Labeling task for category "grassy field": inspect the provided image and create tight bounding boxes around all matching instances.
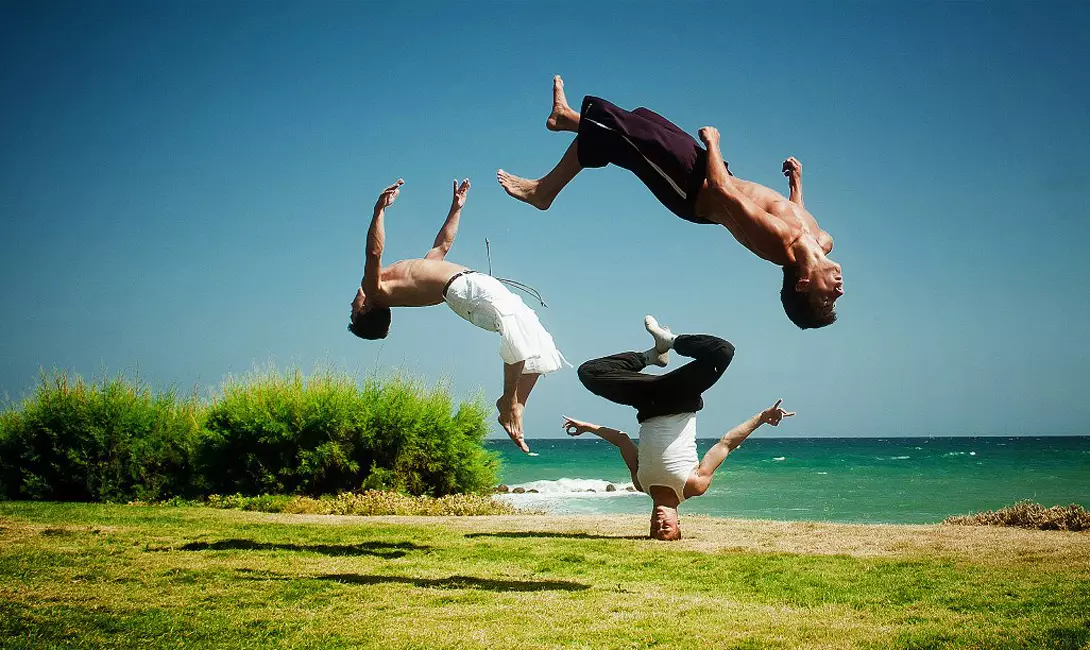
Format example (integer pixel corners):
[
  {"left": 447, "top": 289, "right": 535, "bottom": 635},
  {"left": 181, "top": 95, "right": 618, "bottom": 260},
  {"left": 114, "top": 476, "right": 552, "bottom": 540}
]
[{"left": 1, "top": 502, "right": 1088, "bottom": 649}]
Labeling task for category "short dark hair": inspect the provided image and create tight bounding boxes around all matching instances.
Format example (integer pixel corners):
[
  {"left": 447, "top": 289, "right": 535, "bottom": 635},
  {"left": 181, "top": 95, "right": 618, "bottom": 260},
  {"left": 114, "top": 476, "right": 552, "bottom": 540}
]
[
  {"left": 781, "top": 266, "right": 837, "bottom": 330},
  {"left": 347, "top": 307, "right": 391, "bottom": 340}
]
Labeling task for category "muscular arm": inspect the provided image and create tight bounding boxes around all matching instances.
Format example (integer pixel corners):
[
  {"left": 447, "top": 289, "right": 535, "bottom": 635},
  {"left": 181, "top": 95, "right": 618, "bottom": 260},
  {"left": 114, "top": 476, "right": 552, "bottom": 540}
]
[
  {"left": 783, "top": 157, "right": 804, "bottom": 207},
  {"left": 689, "top": 400, "right": 794, "bottom": 496},
  {"left": 692, "top": 413, "right": 763, "bottom": 489},
  {"left": 425, "top": 179, "right": 469, "bottom": 260},
  {"left": 363, "top": 180, "right": 402, "bottom": 296},
  {"left": 699, "top": 128, "right": 792, "bottom": 250},
  {"left": 564, "top": 417, "right": 639, "bottom": 482}
]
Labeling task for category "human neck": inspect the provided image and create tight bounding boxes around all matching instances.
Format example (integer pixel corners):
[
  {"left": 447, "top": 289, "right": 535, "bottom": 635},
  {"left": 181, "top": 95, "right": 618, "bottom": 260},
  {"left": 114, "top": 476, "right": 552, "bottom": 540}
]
[{"left": 650, "top": 486, "right": 680, "bottom": 508}]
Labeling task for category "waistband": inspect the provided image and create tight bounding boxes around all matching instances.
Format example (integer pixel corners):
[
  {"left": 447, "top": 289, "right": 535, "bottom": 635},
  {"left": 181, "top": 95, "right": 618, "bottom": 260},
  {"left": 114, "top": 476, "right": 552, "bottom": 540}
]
[{"left": 442, "top": 269, "right": 476, "bottom": 297}]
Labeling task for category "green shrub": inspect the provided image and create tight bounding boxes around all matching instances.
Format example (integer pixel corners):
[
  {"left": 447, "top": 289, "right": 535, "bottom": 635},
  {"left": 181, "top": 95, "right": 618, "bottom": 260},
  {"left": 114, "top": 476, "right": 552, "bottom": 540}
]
[
  {"left": 0, "top": 372, "right": 202, "bottom": 502},
  {"left": 943, "top": 500, "right": 1090, "bottom": 531},
  {"left": 195, "top": 369, "right": 497, "bottom": 497},
  {"left": 1, "top": 368, "right": 498, "bottom": 502}
]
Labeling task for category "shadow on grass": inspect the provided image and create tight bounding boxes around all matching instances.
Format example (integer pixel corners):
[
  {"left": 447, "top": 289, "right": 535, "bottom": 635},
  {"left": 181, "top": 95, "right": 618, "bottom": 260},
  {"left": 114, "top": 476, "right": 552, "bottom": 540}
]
[
  {"left": 465, "top": 531, "right": 646, "bottom": 541},
  {"left": 317, "top": 573, "right": 591, "bottom": 592},
  {"left": 162, "top": 539, "right": 426, "bottom": 558}
]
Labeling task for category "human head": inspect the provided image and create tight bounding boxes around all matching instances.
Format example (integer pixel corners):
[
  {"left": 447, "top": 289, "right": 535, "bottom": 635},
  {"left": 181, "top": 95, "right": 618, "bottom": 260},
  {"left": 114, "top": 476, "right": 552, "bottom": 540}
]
[
  {"left": 780, "top": 262, "right": 842, "bottom": 329},
  {"left": 347, "top": 287, "right": 391, "bottom": 340},
  {"left": 649, "top": 503, "right": 681, "bottom": 541}
]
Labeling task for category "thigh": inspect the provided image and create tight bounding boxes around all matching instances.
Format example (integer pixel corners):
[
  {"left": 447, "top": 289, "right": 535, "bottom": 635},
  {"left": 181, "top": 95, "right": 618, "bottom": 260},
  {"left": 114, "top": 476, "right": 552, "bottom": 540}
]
[
  {"left": 653, "top": 336, "right": 734, "bottom": 402},
  {"left": 577, "top": 353, "right": 660, "bottom": 410}
]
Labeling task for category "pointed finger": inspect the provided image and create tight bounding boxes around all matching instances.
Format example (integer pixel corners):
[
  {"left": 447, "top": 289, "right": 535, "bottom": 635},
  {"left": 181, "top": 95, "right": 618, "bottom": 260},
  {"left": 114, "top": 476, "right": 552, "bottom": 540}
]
[{"left": 784, "top": 411, "right": 796, "bottom": 417}]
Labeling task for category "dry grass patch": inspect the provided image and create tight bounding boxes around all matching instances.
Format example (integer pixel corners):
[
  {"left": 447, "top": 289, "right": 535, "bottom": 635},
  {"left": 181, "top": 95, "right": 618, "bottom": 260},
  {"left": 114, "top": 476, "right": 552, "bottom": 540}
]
[{"left": 943, "top": 500, "right": 1090, "bottom": 531}]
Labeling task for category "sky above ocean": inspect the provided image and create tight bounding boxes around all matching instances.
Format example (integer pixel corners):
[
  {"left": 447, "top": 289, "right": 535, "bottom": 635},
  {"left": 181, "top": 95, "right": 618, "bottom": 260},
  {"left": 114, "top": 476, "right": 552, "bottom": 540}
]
[{"left": 1, "top": 2, "right": 1088, "bottom": 439}]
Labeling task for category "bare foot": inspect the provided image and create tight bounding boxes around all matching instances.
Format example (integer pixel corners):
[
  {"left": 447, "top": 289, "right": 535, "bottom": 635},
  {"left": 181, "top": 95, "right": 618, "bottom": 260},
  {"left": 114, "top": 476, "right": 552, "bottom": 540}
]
[
  {"left": 497, "top": 398, "right": 529, "bottom": 453},
  {"left": 644, "top": 315, "right": 676, "bottom": 354},
  {"left": 545, "top": 75, "right": 579, "bottom": 132},
  {"left": 496, "top": 170, "right": 554, "bottom": 210}
]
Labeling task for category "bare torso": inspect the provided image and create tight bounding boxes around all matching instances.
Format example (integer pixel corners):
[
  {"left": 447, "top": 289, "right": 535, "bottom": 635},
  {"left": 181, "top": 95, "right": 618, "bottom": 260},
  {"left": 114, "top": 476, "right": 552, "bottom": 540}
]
[
  {"left": 375, "top": 258, "right": 468, "bottom": 307},
  {"left": 694, "top": 179, "right": 832, "bottom": 265}
]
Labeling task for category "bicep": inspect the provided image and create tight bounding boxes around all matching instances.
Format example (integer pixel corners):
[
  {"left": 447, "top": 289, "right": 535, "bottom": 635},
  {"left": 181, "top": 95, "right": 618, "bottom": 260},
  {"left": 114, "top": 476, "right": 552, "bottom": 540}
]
[
  {"left": 618, "top": 439, "right": 639, "bottom": 477},
  {"left": 695, "top": 440, "right": 731, "bottom": 481},
  {"left": 363, "top": 256, "right": 383, "bottom": 295}
]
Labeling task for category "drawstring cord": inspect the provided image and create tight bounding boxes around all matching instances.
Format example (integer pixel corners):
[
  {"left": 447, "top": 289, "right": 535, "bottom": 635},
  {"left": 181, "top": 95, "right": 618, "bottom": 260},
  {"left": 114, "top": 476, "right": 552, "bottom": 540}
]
[{"left": 485, "top": 238, "right": 548, "bottom": 308}]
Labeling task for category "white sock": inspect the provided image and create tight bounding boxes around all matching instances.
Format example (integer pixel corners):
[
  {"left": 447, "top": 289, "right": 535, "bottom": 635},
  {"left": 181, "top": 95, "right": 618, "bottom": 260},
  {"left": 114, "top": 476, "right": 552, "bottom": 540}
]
[
  {"left": 644, "top": 315, "right": 676, "bottom": 353},
  {"left": 643, "top": 347, "right": 669, "bottom": 368}
]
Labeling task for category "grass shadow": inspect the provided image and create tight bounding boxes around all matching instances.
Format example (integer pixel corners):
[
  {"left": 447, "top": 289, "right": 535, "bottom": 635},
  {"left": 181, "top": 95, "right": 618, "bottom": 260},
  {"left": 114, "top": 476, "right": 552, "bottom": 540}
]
[
  {"left": 465, "top": 531, "right": 646, "bottom": 541},
  {"left": 165, "top": 539, "right": 426, "bottom": 558},
  {"left": 317, "top": 573, "right": 590, "bottom": 592}
]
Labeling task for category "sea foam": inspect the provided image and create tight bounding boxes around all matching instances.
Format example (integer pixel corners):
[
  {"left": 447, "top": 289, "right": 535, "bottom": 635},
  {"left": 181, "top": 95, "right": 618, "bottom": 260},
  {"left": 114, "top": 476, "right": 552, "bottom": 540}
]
[{"left": 501, "top": 478, "right": 638, "bottom": 497}]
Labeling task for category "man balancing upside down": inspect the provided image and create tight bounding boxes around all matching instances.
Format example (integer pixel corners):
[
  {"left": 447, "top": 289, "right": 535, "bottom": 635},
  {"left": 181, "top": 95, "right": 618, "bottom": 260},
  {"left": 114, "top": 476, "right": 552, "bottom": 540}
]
[
  {"left": 347, "top": 178, "right": 568, "bottom": 453},
  {"left": 563, "top": 316, "right": 794, "bottom": 540},
  {"left": 497, "top": 76, "right": 844, "bottom": 329}
]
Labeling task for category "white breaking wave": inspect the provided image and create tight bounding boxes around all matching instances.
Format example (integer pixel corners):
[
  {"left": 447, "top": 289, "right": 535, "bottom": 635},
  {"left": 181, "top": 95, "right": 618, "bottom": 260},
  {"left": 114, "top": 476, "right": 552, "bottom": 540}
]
[{"left": 499, "top": 478, "right": 638, "bottom": 497}]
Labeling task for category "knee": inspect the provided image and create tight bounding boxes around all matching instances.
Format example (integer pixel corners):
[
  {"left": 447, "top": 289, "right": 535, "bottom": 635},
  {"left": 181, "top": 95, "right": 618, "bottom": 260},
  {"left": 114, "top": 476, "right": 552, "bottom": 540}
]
[
  {"left": 576, "top": 362, "right": 598, "bottom": 387},
  {"left": 712, "top": 339, "right": 735, "bottom": 367}
]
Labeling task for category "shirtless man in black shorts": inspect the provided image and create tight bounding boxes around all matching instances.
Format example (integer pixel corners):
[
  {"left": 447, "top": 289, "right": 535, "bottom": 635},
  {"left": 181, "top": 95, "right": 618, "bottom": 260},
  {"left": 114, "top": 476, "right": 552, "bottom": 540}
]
[{"left": 497, "top": 76, "right": 844, "bottom": 329}]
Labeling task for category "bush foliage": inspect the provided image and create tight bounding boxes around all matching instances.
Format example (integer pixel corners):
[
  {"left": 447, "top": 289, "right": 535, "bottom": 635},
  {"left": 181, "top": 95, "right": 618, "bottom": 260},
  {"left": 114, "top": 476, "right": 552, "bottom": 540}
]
[
  {"left": 0, "top": 369, "right": 497, "bottom": 502},
  {"left": 943, "top": 500, "right": 1090, "bottom": 532},
  {"left": 0, "top": 373, "right": 202, "bottom": 502}
]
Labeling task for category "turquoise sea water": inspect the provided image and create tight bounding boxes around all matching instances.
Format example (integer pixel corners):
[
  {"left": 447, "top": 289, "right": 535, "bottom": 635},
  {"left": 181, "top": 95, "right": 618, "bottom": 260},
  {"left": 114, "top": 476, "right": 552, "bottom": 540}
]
[{"left": 486, "top": 437, "right": 1090, "bottom": 524}]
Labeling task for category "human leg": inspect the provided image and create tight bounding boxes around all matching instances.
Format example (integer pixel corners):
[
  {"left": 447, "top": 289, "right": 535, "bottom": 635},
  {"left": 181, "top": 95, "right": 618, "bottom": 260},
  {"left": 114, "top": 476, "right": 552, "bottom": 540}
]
[
  {"left": 498, "top": 78, "right": 710, "bottom": 222},
  {"left": 497, "top": 360, "right": 530, "bottom": 453},
  {"left": 634, "top": 334, "right": 735, "bottom": 420}
]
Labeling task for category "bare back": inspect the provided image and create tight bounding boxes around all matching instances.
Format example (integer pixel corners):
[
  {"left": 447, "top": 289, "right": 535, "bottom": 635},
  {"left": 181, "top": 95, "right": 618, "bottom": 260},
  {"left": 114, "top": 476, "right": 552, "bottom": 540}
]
[{"left": 376, "top": 258, "right": 468, "bottom": 307}]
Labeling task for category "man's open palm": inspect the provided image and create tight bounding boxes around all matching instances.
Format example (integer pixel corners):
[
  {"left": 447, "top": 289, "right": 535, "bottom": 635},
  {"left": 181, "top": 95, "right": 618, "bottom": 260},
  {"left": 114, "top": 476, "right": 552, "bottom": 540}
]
[{"left": 452, "top": 178, "right": 471, "bottom": 209}]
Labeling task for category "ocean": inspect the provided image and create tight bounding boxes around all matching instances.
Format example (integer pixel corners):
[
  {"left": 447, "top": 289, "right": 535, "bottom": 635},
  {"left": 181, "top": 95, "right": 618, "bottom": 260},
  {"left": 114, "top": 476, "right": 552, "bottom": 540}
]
[{"left": 485, "top": 436, "right": 1090, "bottom": 524}]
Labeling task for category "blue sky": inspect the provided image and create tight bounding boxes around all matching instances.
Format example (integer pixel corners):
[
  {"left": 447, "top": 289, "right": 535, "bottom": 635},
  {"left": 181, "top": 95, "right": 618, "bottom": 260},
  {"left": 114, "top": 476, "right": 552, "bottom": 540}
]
[{"left": 2, "top": 2, "right": 1088, "bottom": 439}]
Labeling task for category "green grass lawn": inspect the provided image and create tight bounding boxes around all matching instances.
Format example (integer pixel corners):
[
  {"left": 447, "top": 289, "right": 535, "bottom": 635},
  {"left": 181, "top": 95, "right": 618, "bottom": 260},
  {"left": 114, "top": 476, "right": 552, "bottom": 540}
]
[{"left": 1, "top": 502, "right": 1088, "bottom": 649}]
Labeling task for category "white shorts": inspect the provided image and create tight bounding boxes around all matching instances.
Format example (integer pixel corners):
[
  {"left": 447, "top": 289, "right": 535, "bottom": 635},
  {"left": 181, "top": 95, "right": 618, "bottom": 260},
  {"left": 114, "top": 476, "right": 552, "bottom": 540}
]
[{"left": 444, "top": 272, "right": 568, "bottom": 375}]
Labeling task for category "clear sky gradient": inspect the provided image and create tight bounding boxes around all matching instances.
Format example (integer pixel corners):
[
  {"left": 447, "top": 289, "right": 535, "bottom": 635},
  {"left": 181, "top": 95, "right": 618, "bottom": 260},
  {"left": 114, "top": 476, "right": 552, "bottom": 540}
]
[{"left": 2, "top": 2, "right": 1088, "bottom": 440}]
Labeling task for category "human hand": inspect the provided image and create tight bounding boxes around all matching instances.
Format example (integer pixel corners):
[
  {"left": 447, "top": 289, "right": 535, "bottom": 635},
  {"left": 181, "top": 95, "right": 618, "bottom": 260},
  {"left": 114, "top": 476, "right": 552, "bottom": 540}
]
[
  {"left": 562, "top": 416, "right": 595, "bottom": 437},
  {"left": 375, "top": 179, "right": 403, "bottom": 211},
  {"left": 759, "top": 399, "right": 796, "bottom": 426},
  {"left": 698, "top": 126, "right": 720, "bottom": 146},
  {"left": 451, "top": 178, "right": 470, "bottom": 209},
  {"left": 782, "top": 157, "right": 802, "bottom": 179}
]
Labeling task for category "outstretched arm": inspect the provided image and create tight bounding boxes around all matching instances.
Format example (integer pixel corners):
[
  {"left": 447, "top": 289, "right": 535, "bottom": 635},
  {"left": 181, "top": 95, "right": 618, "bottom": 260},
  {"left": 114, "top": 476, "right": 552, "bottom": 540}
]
[
  {"left": 699, "top": 127, "right": 791, "bottom": 247},
  {"left": 563, "top": 416, "right": 640, "bottom": 485},
  {"left": 363, "top": 179, "right": 402, "bottom": 295},
  {"left": 783, "top": 157, "right": 803, "bottom": 207},
  {"left": 689, "top": 400, "right": 795, "bottom": 495},
  {"left": 425, "top": 178, "right": 470, "bottom": 260}
]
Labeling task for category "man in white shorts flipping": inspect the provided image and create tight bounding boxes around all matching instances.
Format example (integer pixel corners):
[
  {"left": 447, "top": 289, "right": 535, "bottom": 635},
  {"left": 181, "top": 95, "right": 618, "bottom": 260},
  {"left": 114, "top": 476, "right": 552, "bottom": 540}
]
[
  {"left": 348, "top": 178, "right": 567, "bottom": 453},
  {"left": 564, "top": 317, "right": 793, "bottom": 540}
]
